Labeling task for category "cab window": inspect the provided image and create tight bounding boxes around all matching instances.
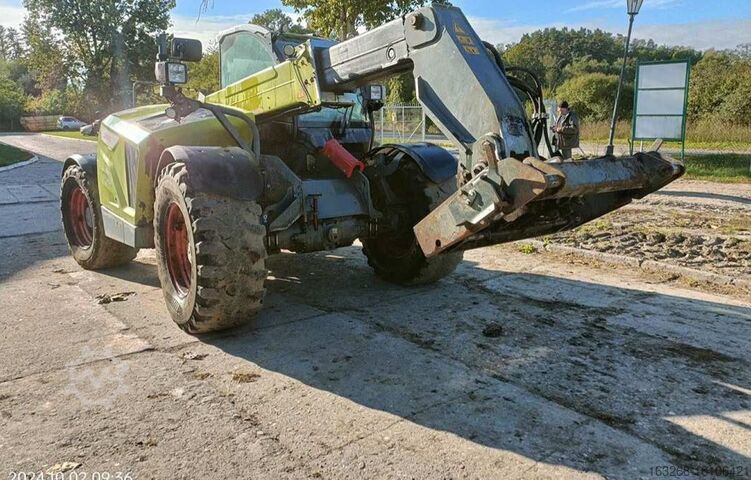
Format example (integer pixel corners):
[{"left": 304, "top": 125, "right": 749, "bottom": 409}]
[
  {"left": 220, "top": 31, "right": 276, "bottom": 88},
  {"left": 298, "top": 93, "right": 369, "bottom": 128}
]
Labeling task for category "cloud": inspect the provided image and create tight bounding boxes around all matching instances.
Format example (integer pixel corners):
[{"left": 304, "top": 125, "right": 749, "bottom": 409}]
[
  {"left": 467, "top": 15, "right": 751, "bottom": 51},
  {"left": 170, "top": 14, "right": 251, "bottom": 47},
  {"left": 634, "top": 19, "right": 751, "bottom": 50},
  {"left": 566, "top": 0, "right": 681, "bottom": 13},
  {"left": 170, "top": 9, "right": 304, "bottom": 47},
  {"left": 0, "top": 2, "right": 26, "bottom": 28},
  {"left": 466, "top": 16, "right": 549, "bottom": 47}
]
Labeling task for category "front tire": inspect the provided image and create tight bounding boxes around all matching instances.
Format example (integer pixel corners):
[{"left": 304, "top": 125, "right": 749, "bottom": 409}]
[
  {"left": 61, "top": 165, "right": 138, "bottom": 269},
  {"left": 363, "top": 161, "right": 463, "bottom": 285},
  {"left": 154, "top": 162, "right": 268, "bottom": 333}
]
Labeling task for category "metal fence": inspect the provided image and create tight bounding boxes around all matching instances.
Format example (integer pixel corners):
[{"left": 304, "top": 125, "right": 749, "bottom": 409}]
[{"left": 373, "top": 104, "right": 431, "bottom": 145}]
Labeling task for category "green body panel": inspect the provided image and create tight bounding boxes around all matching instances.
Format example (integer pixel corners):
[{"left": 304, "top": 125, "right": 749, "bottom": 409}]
[
  {"left": 95, "top": 42, "right": 323, "bottom": 243},
  {"left": 205, "top": 44, "right": 321, "bottom": 115},
  {"left": 96, "top": 105, "right": 253, "bottom": 229}
]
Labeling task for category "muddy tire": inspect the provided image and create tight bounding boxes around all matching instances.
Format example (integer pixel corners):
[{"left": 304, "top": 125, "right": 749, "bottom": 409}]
[
  {"left": 363, "top": 161, "right": 463, "bottom": 285},
  {"left": 154, "top": 162, "right": 268, "bottom": 334},
  {"left": 61, "top": 165, "right": 138, "bottom": 269}
]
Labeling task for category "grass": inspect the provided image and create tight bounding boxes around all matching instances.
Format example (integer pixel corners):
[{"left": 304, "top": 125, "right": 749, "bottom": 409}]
[
  {"left": 580, "top": 120, "right": 751, "bottom": 151},
  {"left": 574, "top": 219, "right": 612, "bottom": 236},
  {"left": 44, "top": 130, "right": 96, "bottom": 142},
  {"left": 683, "top": 154, "right": 751, "bottom": 183},
  {"left": 517, "top": 243, "right": 538, "bottom": 254},
  {"left": 0, "top": 143, "right": 33, "bottom": 167}
]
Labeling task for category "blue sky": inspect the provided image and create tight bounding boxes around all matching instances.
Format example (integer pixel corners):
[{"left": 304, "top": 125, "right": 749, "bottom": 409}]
[
  {"left": 171, "top": 0, "right": 751, "bottom": 50},
  {"left": 1, "top": 0, "right": 749, "bottom": 50}
]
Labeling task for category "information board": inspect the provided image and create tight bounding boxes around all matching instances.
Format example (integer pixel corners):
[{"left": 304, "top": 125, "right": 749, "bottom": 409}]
[{"left": 632, "top": 60, "right": 690, "bottom": 156}]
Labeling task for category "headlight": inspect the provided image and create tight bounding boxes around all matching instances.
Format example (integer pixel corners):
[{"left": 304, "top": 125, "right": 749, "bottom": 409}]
[
  {"left": 155, "top": 61, "right": 188, "bottom": 85},
  {"left": 168, "top": 63, "right": 187, "bottom": 84}
]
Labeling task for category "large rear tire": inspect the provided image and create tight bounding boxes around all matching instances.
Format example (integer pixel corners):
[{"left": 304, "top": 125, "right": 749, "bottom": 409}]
[
  {"left": 154, "top": 162, "right": 268, "bottom": 333},
  {"left": 61, "top": 165, "right": 138, "bottom": 270},
  {"left": 363, "top": 161, "right": 463, "bottom": 285}
]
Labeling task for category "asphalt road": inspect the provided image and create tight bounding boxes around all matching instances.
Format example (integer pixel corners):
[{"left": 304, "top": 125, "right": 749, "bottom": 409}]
[{"left": 0, "top": 134, "right": 749, "bottom": 479}]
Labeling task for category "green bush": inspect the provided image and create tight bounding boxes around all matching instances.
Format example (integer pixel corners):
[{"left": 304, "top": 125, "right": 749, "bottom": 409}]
[
  {"left": 688, "top": 51, "right": 751, "bottom": 126},
  {"left": 0, "top": 78, "right": 26, "bottom": 130},
  {"left": 555, "top": 73, "right": 633, "bottom": 122},
  {"left": 24, "top": 88, "right": 85, "bottom": 118}
]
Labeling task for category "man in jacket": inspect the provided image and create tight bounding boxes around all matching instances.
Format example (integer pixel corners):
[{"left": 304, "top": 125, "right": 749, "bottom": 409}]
[{"left": 551, "top": 101, "right": 580, "bottom": 160}]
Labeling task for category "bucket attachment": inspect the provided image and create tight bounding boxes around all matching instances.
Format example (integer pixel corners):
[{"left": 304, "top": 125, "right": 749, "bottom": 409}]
[{"left": 415, "top": 149, "right": 684, "bottom": 257}]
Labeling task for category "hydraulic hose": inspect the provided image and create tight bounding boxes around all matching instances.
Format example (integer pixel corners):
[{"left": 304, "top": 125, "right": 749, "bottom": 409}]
[{"left": 480, "top": 42, "right": 553, "bottom": 156}]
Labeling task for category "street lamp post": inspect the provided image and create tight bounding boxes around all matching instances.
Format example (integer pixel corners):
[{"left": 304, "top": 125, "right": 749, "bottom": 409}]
[{"left": 606, "top": 0, "right": 644, "bottom": 156}]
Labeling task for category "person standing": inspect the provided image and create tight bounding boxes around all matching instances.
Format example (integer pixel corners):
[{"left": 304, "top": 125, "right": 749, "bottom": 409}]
[{"left": 551, "top": 101, "right": 580, "bottom": 160}]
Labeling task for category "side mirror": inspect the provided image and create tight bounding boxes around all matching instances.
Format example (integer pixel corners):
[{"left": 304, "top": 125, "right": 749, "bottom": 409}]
[
  {"left": 154, "top": 35, "right": 202, "bottom": 87},
  {"left": 171, "top": 38, "right": 203, "bottom": 62}
]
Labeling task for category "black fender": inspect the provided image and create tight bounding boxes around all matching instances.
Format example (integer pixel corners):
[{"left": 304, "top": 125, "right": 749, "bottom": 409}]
[
  {"left": 155, "top": 146, "right": 264, "bottom": 201},
  {"left": 63, "top": 153, "right": 97, "bottom": 179},
  {"left": 368, "top": 143, "right": 457, "bottom": 184}
]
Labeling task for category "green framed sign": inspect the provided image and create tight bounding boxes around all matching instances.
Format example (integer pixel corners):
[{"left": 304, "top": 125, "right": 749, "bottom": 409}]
[{"left": 631, "top": 59, "right": 691, "bottom": 160}]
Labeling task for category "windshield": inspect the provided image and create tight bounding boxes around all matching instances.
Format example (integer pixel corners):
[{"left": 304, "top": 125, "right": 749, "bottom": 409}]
[
  {"left": 221, "top": 31, "right": 276, "bottom": 88},
  {"left": 298, "top": 93, "right": 369, "bottom": 128}
]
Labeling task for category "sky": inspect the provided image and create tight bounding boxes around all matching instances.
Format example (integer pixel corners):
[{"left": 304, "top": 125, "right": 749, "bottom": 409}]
[{"left": 1, "top": 0, "right": 750, "bottom": 51}]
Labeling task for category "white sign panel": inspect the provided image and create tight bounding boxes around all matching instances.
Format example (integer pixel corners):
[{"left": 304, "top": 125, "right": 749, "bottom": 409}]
[
  {"left": 638, "top": 63, "right": 688, "bottom": 89},
  {"left": 632, "top": 61, "right": 690, "bottom": 141},
  {"left": 634, "top": 116, "right": 683, "bottom": 140}
]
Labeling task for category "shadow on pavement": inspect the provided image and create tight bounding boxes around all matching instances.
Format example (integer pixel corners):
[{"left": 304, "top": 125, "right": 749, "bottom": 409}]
[
  {"left": 654, "top": 190, "right": 751, "bottom": 206},
  {"left": 7, "top": 230, "right": 748, "bottom": 477},
  {"left": 204, "top": 250, "right": 751, "bottom": 478},
  {"left": 0, "top": 230, "right": 69, "bottom": 280}
]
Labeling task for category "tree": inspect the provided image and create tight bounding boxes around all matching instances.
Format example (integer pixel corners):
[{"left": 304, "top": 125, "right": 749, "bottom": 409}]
[
  {"left": 5, "top": 28, "right": 23, "bottom": 60},
  {"left": 734, "top": 43, "right": 751, "bottom": 60},
  {"left": 21, "top": 10, "right": 70, "bottom": 93},
  {"left": 503, "top": 27, "right": 701, "bottom": 91},
  {"left": 249, "top": 9, "right": 311, "bottom": 34},
  {"left": 184, "top": 46, "right": 220, "bottom": 95},
  {"left": 280, "top": 0, "right": 447, "bottom": 40},
  {"left": 0, "top": 77, "right": 26, "bottom": 130},
  {"left": 688, "top": 50, "right": 751, "bottom": 125},
  {"left": 24, "top": 0, "right": 175, "bottom": 113}
]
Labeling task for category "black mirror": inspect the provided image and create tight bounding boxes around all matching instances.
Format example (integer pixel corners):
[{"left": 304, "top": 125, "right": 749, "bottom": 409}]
[{"left": 171, "top": 38, "right": 203, "bottom": 62}]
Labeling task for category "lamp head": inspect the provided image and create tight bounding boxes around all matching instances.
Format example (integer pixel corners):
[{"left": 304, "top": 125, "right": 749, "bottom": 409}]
[{"left": 627, "top": 0, "right": 644, "bottom": 15}]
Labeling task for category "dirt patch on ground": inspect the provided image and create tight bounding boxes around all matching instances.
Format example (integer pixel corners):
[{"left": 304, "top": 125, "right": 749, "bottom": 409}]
[
  {"left": 551, "top": 221, "right": 751, "bottom": 276},
  {"left": 547, "top": 204, "right": 751, "bottom": 278}
]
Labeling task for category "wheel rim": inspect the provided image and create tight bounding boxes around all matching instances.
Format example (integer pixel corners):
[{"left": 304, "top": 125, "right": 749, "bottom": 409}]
[
  {"left": 165, "top": 202, "right": 192, "bottom": 297},
  {"left": 67, "top": 186, "right": 93, "bottom": 247}
]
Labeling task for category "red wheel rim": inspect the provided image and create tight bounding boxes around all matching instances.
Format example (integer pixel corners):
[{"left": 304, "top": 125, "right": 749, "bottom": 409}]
[
  {"left": 67, "top": 186, "right": 93, "bottom": 247},
  {"left": 165, "top": 203, "right": 192, "bottom": 297}
]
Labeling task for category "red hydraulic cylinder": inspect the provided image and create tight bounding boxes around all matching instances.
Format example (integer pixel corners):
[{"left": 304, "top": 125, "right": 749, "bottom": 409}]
[{"left": 322, "top": 139, "right": 365, "bottom": 178}]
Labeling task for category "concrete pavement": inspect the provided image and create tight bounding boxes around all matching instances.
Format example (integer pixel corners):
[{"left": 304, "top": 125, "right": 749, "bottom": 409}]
[{"left": 0, "top": 133, "right": 749, "bottom": 479}]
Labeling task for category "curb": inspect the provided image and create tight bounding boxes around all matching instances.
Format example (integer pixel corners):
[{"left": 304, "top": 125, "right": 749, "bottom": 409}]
[
  {"left": 41, "top": 133, "right": 96, "bottom": 143},
  {"left": 523, "top": 240, "right": 749, "bottom": 292},
  {"left": 0, "top": 155, "right": 39, "bottom": 173}
]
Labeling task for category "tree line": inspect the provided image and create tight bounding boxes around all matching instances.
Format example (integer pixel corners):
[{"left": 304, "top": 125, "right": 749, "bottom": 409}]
[
  {"left": 502, "top": 29, "right": 751, "bottom": 127},
  {"left": 0, "top": 0, "right": 174, "bottom": 130},
  {"left": 182, "top": 4, "right": 751, "bottom": 130},
  {"left": 0, "top": 0, "right": 747, "bottom": 131}
]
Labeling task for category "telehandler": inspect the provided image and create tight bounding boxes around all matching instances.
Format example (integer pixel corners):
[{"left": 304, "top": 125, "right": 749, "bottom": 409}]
[{"left": 60, "top": 5, "right": 683, "bottom": 333}]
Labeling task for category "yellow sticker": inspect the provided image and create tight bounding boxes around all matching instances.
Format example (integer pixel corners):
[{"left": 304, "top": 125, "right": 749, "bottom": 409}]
[{"left": 454, "top": 21, "right": 479, "bottom": 55}]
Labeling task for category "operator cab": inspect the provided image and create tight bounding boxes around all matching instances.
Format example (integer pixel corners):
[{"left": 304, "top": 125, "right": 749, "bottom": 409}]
[
  {"left": 216, "top": 25, "right": 378, "bottom": 176},
  {"left": 216, "top": 26, "right": 374, "bottom": 134}
]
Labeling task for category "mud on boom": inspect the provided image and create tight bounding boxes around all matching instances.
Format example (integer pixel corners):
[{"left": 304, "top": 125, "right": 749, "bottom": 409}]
[{"left": 60, "top": 5, "right": 683, "bottom": 333}]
